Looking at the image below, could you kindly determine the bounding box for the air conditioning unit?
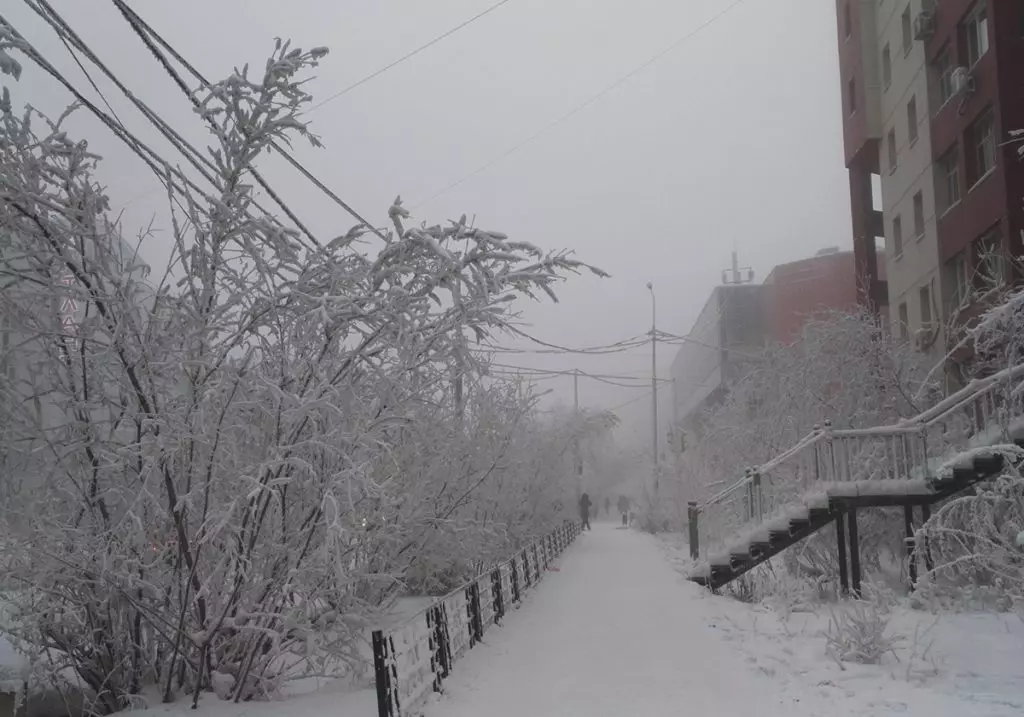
[913,9,936,41]
[951,66,975,96]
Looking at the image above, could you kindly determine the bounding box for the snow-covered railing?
[690,364,1024,560]
[371,520,582,717]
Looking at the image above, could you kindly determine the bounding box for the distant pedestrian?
[579,492,592,531]
[617,495,630,527]
[604,496,610,517]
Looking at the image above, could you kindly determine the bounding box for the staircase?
[688,365,1024,592]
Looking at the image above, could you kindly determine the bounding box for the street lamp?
[647,282,658,496]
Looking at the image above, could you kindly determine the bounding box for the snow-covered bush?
[675,311,936,586]
[915,465,1024,612]
[0,39,603,708]
[824,600,903,665]
[681,311,936,503]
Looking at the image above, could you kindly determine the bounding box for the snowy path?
[422,523,797,717]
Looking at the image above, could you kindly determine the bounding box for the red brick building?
[763,248,887,344]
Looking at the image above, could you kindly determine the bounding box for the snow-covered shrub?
[824,600,903,665]
[915,462,1024,612]
[0,39,603,708]
[674,311,938,590]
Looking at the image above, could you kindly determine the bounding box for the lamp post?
[647,282,658,496]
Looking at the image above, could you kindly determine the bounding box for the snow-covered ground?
[660,534,1024,717]
[119,526,1024,716]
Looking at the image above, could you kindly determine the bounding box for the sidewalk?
[422,523,793,717]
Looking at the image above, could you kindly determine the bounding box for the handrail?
[700,429,823,510]
[696,363,1024,513]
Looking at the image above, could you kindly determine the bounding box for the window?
[947,252,969,308]
[967,108,996,186]
[920,285,932,327]
[913,191,925,237]
[938,147,961,213]
[882,44,892,88]
[848,77,857,115]
[965,4,989,66]
[898,302,909,341]
[902,6,913,56]
[974,228,1003,289]
[887,129,897,173]
[892,215,903,259]
[935,45,954,106]
[907,96,918,145]
[844,2,853,38]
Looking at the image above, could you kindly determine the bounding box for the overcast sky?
[6,0,851,446]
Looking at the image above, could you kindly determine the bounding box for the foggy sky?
[6,0,852,446]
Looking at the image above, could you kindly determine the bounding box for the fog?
[6,0,852,447]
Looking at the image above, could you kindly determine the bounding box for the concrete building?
[672,249,879,431]
[670,284,766,434]
[835,0,1024,358]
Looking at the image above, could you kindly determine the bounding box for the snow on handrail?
[700,429,823,509]
[699,365,1024,512]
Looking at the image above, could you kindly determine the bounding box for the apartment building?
[835,0,1024,358]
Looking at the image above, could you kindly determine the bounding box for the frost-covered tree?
[0,39,603,709]
[672,311,937,584]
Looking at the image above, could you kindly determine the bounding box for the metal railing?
[371,520,582,717]
[689,364,1024,561]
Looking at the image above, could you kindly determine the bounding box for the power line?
[0,14,196,203]
[308,0,514,113]
[498,326,651,355]
[24,0,324,252]
[413,0,754,208]
[110,0,388,244]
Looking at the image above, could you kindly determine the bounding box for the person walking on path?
[604,496,610,517]
[617,495,630,527]
[579,492,592,531]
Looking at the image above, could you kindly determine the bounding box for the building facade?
[672,249,876,429]
[764,247,886,344]
[835,0,1024,358]
[670,284,766,433]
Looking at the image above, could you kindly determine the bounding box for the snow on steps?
[689,443,1024,582]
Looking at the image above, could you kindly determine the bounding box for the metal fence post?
[372,630,394,717]
[752,470,763,522]
[521,550,531,588]
[491,567,504,622]
[426,609,442,693]
[510,558,520,603]
[467,582,483,646]
[687,501,700,560]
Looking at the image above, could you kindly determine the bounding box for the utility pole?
[647,282,658,496]
[573,369,583,496]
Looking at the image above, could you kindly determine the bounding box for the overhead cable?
[413,0,754,208]
[308,0,514,112]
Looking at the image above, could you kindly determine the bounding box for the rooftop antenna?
[721,250,755,285]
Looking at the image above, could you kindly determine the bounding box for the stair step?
[973,453,1005,476]
[788,519,809,533]
[768,530,791,544]
[807,507,831,523]
[749,541,771,558]
[710,565,733,583]
[729,553,752,569]
[952,466,976,482]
